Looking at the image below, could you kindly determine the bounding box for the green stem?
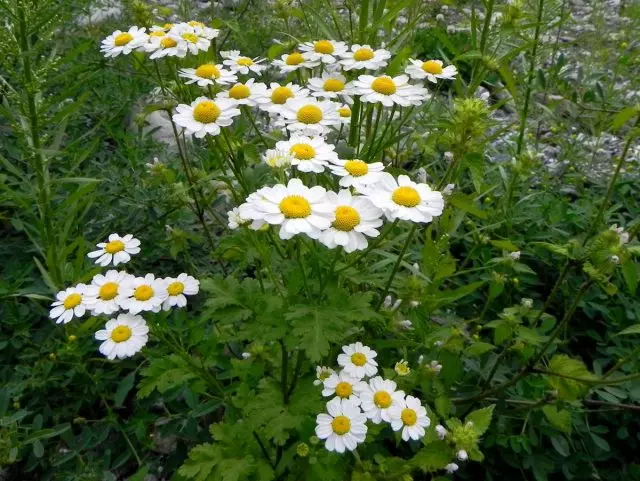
[531,261,572,326]
[516,0,545,155]
[603,345,640,378]
[358,0,370,43]
[337,219,398,273]
[243,106,268,148]
[364,104,383,161]
[375,224,417,310]
[318,247,342,298]
[348,97,362,147]
[280,340,289,404]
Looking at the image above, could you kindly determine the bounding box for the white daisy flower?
[221,50,267,75]
[119,274,168,314]
[179,64,237,87]
[144,31,188,59]
[352,74,429,107]
[272,52,319,73]
[101,26,148,58]
[256,82,310,114]
[327,158,385,192]
[336,104,352,124]
[299,40,348,64]
[87,233,141,267]
[405,59,458,83]
[337,342,378,378]
[183,20,219,40]
[275,135,338,173]
[216,78,268,107]
[316,398,367,453]
[94,313,149,360]
[276,98,341,136]
[314,366,335,386]
[49,284,90,324]
[227,207,249,229]
[162,273,199,310]
[172,96,241,138]
[389,395,430,441]
[150,23,174,33]
[321,370,367,405]
[339,44,391,71]
[359,376,405,424]
[238,178,332,240]
[319,190,383,253]
[85,270,133,315]
[262,148,294,169]
[364,173,444,223]
[172,23,211,55]
[308,72,353,102]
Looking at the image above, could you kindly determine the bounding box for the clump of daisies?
[314,342,430,453]
[49,234,199,360]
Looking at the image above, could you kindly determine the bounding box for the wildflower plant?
[2,0,640,480]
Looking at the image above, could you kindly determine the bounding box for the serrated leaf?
[411,441,452,472]
[547,355,597,401]
[448,193,487,219]
[465,342,496,357]
[466,404,495,436]
[542,405,572,434]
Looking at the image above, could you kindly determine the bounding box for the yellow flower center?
[161,37,177,48]
[99,282,119,301]
[422,60,443,74]
[150,31,166,38]
[335,382,353,398]
[63,293,82,310]
[182,33,199,43]
[392,186,421,207]
[167,281,184,296]
[374,391,392,408]
[236,57,254,66]
[163,23,174,30]
[111,325,132,343]
[114,32,133,46]
[344,159,368,177]
[188,21,205,27]
[229,84,251,99]
[353,47,374,61]
[286,52,304,65]
[351,352,367,366]
[314,40,334,54]
[271,86,294,104]
[331,415,351,435]
[105,240,125,254]
[195,64,221,79]
[401,408,417,426]
[323,78,345,92]
[296,105,323,124]
[279,195,311,218]
[338,106,351,117]
[290,143,316,160]
[333,206,360,232]
[193,101,221,123]
[134,285,154,301]
[371,77,397,95]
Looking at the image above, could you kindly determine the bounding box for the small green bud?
[309,435,320,445]
[297,442,310,457]
[48,353,56,361]
[68,335,77,342]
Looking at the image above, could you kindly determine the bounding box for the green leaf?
[621,260,638,294]
[611,105,638,131]
[466,404,495,436]
[137,355,199,399]
[448,193,487,219]
[114,372,136,408]
[179,443,222,481]
[22,424,70,443]
[532,242,570,258]
[490,240,519,252]
[411,441,452,472]
[615,324,640,336]
[547,355,597,400]
[33,440,44,458]
[550,435,570,457]
[542,405,572,434]
[465,342,496,357]
[590,432,610,451]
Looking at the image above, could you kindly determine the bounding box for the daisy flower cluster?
[314,342,431,453]
[49,233,199,360]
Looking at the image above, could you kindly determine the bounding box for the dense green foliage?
[1,0,639,480]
